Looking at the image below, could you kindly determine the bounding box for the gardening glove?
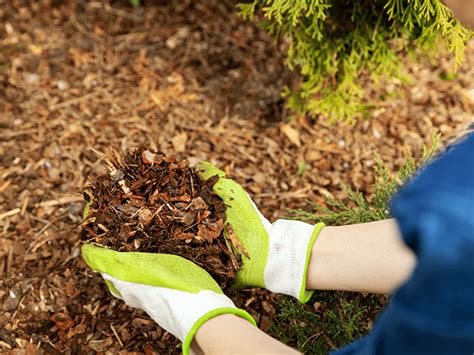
[81,244,256,355]
[198,162,325,303]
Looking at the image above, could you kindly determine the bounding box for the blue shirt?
[334,134,474,355]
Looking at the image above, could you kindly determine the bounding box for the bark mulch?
[82,147,242,288]
[1,0,473,354]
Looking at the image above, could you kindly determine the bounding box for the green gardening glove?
[198,162,324,303]
[81,244,255,355]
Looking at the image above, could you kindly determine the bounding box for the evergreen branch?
[239,0,473,122]
[288,134,440,225]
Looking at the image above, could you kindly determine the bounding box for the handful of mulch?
[81,147,244,289]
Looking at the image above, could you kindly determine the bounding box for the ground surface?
[0,0,473,354]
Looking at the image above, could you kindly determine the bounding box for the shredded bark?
[1,0,473,353]
[81,147,242,289]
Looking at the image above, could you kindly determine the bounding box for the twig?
[189,171,195,196]
[0,208,20,220]
[103,2,143,21]
[27,213,68,253]
[20,195,29,215]
[30,233,66,253]
[371,10,384,41]
[11,289,32,319]
[225,224,249,259]
[223,232,240,271]
[0,129,37,140]
[34,196,83,208]
[301,331,323,350]
[0,180,11,193]
[110,325,124,347]
[49,91,102,110]
[0,341,12,350]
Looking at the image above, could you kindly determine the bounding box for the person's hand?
[198,162,324,303]
[81,244,256,355]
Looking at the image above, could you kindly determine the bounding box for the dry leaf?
[280,124,301,146]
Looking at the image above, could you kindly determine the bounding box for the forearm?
[307,219,416,294]
[194,314,300,355]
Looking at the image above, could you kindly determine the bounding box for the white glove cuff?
[264,220,324,302]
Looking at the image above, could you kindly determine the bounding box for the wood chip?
[171,132,188,152]
[280,124,301,146]
[0,208,21,220]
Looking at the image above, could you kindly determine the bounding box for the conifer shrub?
[289,134,439,226]
[239,1,472,122]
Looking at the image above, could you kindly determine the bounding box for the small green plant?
[238,1,472,122]
[269,292,385,353]
[268,296,323,353]
[297,160,312,177]
[290,134,439,225]
[129,0,140,7]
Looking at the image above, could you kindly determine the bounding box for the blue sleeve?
[333,135,474,355]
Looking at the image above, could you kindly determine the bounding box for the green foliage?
[297,160,312,177]
[289,134,439,225]
[269,292,385,353]
[129,0,140,7]
[439,71,458,80]
[238,1,473,122]
[269,296,322,352]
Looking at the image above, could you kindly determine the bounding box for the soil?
[0,0,473,354]
[81,147,241,288]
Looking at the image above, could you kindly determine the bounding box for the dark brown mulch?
[81,147,242,288]
[0,0,472,353]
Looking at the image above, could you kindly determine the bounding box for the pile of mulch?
[81,147,243,288]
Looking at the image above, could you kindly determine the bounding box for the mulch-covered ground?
[1,0,473,353]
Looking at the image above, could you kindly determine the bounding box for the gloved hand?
[81,244,256,355]
[198,162,325,303]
